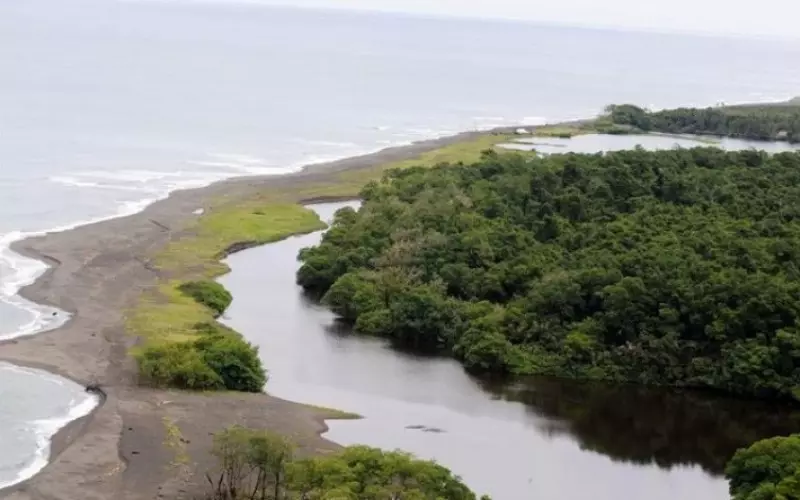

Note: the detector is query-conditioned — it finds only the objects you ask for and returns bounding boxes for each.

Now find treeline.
[297,148,800,401]
[203,426,483,500]
[608,103,800,142]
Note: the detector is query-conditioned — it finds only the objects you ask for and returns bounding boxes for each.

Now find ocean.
[1,0,799,488]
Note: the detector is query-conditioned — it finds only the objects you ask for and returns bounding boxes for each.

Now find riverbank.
[0,125,548,500]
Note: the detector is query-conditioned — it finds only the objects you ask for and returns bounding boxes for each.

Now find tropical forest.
[298,146,800,402]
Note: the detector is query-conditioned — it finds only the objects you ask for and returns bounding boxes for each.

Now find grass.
[531,124,589,138]
[127,203,325,349]
[292,132,522,199]
[156,203,325,278]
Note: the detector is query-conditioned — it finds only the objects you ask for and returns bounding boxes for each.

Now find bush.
[178,280,233,317]
[457,329,511,373]
[196,333,267,392]
[137,343,224,390]
[137,324,266,392]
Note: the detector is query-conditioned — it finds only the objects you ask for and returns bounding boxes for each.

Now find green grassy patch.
[156,203,325,279]
[532,124,587,138]
[127,203,326,391]
[292,133,522,200]
[129,204,324,347]
[377,133,518,170]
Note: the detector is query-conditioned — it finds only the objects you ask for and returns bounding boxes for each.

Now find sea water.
[1,0,800,488]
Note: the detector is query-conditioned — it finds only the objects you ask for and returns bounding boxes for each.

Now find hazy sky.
[246,0,800,39]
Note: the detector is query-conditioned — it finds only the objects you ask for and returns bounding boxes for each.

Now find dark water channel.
[218,202,800,500]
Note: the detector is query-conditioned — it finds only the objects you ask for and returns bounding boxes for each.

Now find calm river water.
[219,199,800,500]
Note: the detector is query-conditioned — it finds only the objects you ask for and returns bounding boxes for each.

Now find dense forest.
[607,103,800,142]
[297,147,800,401]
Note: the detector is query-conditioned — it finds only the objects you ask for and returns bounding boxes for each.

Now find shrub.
[137,343,224,390]
[196,333,267,392]
[137,324,266,392]
[178,280,233,317]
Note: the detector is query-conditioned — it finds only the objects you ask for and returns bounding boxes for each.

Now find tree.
[287,446,479,500]
[209,427,295,500]
[726,434,800,500]
[205,427,483,499]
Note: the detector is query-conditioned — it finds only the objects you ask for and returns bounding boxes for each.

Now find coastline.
[0,126,532,500]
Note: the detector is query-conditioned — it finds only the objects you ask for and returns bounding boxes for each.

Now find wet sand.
[0,129,504,500]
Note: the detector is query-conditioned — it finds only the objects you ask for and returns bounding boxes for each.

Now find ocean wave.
[0,363,98,490]
[65,169,185,183]
[470,115,548,130]
[187,160,296,176]
[286,139,361,149]
[49,176,162,193]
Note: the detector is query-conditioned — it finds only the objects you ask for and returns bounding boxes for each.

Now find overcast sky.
[247,0,800,39]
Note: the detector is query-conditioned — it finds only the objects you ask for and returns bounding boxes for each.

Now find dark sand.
[0,130,502,500]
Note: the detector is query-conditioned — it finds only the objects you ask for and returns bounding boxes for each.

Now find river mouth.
[218,201,800,500]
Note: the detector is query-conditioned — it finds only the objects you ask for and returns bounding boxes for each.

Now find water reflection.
[480,378,800,475]
[497,133,800,155]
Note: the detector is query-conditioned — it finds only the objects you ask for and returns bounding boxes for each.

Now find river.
[218,199,800,500]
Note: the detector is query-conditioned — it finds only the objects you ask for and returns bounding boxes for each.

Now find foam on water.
[0,363,98,489]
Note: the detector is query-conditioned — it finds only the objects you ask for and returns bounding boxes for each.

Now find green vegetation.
[205,426,483,500]
[179,281,233,317]
[137,318,266,391]
[607,103,800,142]
[128,203,326,391]
[726,434,800,499]
[291,132,530,200]
[298,147,800,401]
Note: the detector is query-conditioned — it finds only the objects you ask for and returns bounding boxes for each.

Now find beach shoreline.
[0,126,534,500]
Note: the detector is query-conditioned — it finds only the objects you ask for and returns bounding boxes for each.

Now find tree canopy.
[607,104,800,143]
[298,147,800,401]
[726,434,800,500]
[206,426,482,500]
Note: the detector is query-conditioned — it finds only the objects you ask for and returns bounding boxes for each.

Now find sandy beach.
[0,130,502,500]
